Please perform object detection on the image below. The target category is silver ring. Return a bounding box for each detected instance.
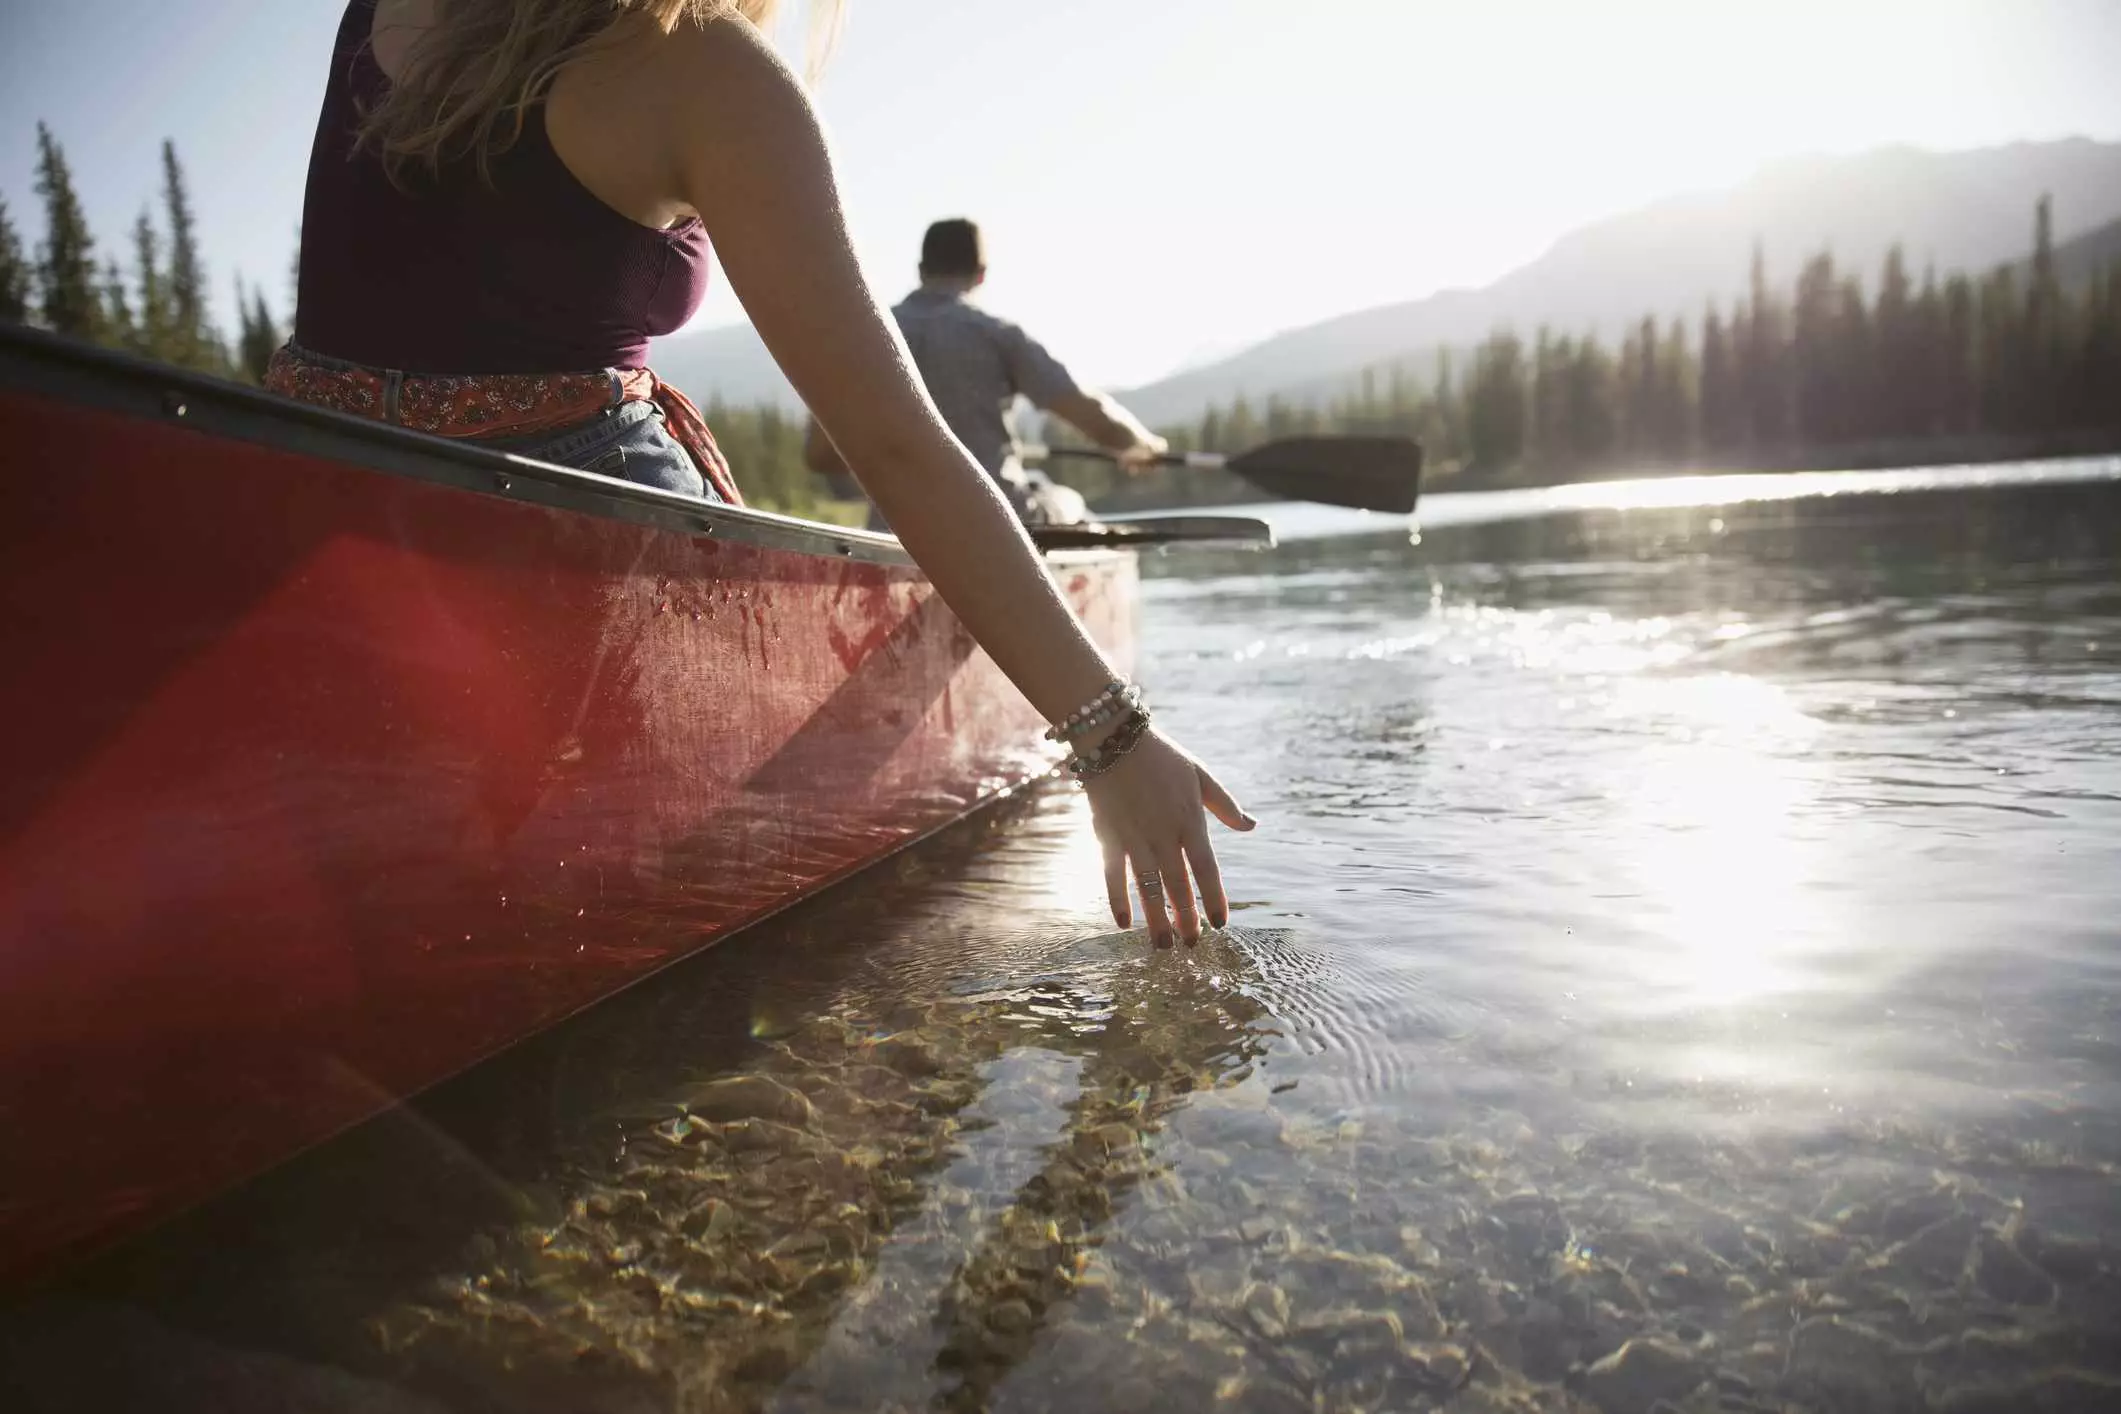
[1138,874,1165,898]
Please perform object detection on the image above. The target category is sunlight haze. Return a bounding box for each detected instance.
[2,0,2116,386]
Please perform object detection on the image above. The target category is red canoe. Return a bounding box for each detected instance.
[0,326,1137,1286]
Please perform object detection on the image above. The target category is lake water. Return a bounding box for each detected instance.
[9,460,2121,1413]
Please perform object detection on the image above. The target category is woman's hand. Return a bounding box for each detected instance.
[1084,730,1255,947]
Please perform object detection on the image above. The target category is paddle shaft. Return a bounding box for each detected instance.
[1026,433,1424,515]
[1041,446,1230,471]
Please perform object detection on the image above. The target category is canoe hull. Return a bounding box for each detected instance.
[0,330,1135,1284]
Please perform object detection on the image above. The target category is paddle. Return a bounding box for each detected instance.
[1028,514,1276,552]
[1029,434,1424,515]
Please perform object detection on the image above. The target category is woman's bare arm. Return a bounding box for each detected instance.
[636,16,1253,946]
[801,416,849,475]
[649,19,1113,723]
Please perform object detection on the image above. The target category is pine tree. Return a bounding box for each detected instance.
[160,139,236,372]
[2024,194,2064,435]
[131,210,170,357]
[1790,250,1839,444]
[1463,331,1527,476]
[0,195,31,323]
[1834,274,1874,443]
[1978,266,2022,433]
[1264,392,1297,441]
[1386,363,1412,433]
[1563,334,1618,469]
[1619,316,1659,458]
[101,258,137,349]
[235,275,282,384]
[2087,262,2121,433]
[1743,243,1785,449]
[1873,246,1916,438]
[1196,404,1224,453]
[1941,273,1979,435]
[33,123,101,339]
[1655,319,1693,461]
[1907,265,1947,439]
[1430,348,1459,466]
[1528,326,1563,471]
[1724,304,1755,450]
[1699,306,1736,457]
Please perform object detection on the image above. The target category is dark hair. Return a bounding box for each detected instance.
[919,218,984,278]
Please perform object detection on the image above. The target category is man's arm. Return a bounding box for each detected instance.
[998,323,1168,465]
[1045,388,1167,464]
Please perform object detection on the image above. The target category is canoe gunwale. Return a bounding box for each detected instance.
[0,324,920,567]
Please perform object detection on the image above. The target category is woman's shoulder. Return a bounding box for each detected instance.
[648,8,813,118]
[612,10,826,190]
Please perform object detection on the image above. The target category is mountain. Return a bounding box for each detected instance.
[650,319,801,410]
[1118,139,2121,428]
[2050,213,2121,288]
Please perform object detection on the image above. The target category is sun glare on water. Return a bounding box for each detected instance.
[1610,672,1832,1009]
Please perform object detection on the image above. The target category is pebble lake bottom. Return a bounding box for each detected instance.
[6,459,2121,1414]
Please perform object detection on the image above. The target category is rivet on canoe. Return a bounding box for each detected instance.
[162,392,188,418]
[496,476,512,492]
[837,543,854,556]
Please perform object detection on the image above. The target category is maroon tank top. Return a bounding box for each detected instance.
[294,0,711,373]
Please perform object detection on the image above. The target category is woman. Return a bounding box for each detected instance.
[277,0,1253,946]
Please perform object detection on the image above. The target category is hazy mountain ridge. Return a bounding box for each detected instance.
[2046,213,2121,287]
[1117,139,2121,427]
[650,140,2121,424]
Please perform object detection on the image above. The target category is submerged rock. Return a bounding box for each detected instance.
[1782,1316,1920,1408]
[1883,1211,1981,1289]
[680,1074,817,1127]
[1578,1336,1708,1412]
[1973,1232,2058,1308]
[1239,1281,1291,1341]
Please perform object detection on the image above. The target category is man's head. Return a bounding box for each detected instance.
[919,218,985,287]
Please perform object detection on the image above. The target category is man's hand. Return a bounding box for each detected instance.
[1116,433,1169,474]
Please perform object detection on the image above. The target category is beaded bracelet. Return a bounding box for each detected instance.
[1043,679,1140,742]
[1066,707,1153,780]
[1061,684,1143,742]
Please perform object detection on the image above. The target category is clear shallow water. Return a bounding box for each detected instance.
[9,461,2121,1414]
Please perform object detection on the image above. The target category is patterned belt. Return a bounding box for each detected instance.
[263,344,743,506]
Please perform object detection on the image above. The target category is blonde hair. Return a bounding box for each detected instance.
[358,1,840,181]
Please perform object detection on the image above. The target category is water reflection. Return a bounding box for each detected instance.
[9,466,2121,1413]
[1613,676,1828,1009]
[8,796,1288,1414]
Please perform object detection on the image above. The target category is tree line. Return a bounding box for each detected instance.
[1,124,286,382]
[0,124,844,517]
[1138,197,2121,495]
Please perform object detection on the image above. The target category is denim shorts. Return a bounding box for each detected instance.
[279,341,714,502]
[494,398,712,501]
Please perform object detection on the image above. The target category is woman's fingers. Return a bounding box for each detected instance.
[1132,848,1176,949]
[1186,822,1229,931]
[1152,838,1200,945]
[1103,848,1132,930]
[1097,821,1131,929]
[1196,761,1257,833]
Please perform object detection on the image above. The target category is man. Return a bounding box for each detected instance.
[804,218,1166,527]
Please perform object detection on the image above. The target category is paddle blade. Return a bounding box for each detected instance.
[1225,436,1423,514]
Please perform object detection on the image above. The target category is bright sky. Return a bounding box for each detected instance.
[3,1,2118,387]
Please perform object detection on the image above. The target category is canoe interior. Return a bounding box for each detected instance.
[0,328,1136,1285]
